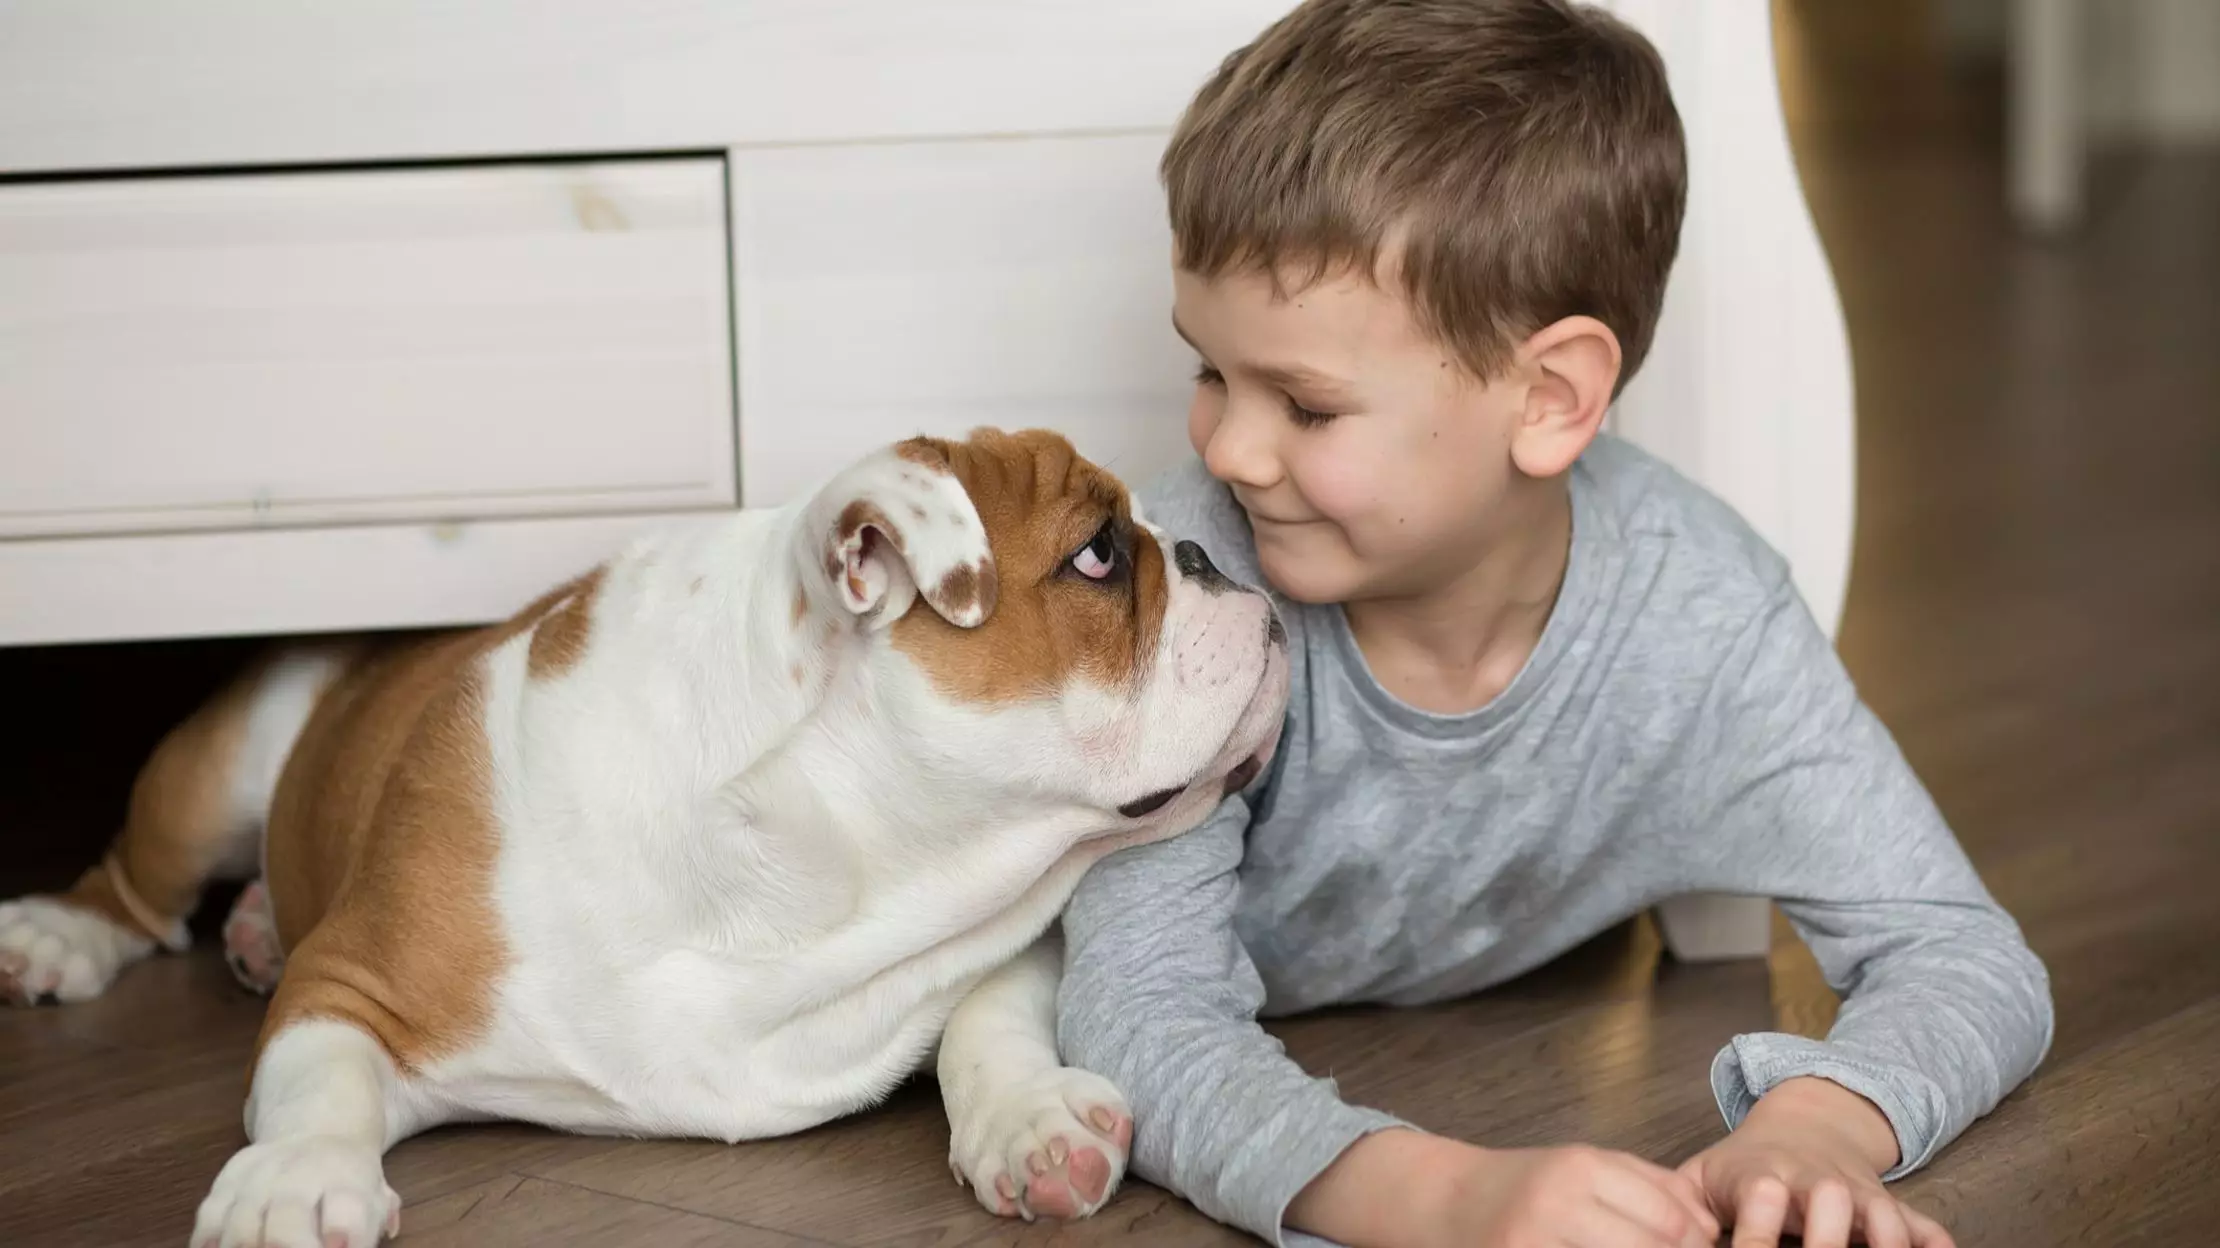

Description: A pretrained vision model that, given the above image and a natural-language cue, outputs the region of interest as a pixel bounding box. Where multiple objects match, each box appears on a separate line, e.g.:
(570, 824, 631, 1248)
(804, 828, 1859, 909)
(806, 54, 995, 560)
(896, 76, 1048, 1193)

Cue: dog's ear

(800, 437, 998, 630)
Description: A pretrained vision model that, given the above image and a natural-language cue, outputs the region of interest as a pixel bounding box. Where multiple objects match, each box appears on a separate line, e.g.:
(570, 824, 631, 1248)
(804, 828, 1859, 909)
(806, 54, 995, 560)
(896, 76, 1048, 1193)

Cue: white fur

(193, 1020, 404, 1248)
(420, 453, 1286, 1147)
(939, 933, 1132, 1218)
(230, 647, 355, 883)
(27, 440, 1287, 1243)
(0, 896, 153, 1003)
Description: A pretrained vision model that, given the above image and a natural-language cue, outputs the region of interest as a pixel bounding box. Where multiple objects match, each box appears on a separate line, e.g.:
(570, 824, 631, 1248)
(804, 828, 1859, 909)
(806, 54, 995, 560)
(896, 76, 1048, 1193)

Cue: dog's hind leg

(0, 647, 350, 1005)
(939, 932, 1135, 1221)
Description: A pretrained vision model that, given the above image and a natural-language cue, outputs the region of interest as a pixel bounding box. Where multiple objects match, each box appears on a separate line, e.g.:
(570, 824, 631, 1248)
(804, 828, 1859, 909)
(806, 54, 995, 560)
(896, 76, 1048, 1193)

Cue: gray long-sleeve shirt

(1058, 435, 2053, 1247)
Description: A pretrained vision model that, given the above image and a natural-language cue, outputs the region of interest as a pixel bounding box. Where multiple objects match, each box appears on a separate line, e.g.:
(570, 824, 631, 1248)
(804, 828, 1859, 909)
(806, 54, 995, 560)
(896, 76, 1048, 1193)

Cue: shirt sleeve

(1057, 796, 1407, 1246)
(1686, 585, 2055, 1177)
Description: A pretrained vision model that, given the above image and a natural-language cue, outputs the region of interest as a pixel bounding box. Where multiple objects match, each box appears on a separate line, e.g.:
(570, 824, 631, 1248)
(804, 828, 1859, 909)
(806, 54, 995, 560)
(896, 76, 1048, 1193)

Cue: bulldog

(0, 428, 1288, 1248)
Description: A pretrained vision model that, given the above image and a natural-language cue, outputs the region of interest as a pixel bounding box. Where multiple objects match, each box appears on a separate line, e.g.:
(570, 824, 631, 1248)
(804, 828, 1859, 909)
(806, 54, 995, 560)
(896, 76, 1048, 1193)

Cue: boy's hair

(1164, 0, 1687, 388)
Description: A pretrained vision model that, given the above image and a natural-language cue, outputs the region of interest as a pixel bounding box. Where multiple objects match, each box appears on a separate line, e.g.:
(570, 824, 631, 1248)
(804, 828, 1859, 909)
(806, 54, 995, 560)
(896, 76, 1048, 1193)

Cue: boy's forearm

(1057, 809, 1408, 1241)
(1287, 1129, 1458, 1248)
(1714, 900, 2053, 1178)
(1057, 937, 1408, 1239)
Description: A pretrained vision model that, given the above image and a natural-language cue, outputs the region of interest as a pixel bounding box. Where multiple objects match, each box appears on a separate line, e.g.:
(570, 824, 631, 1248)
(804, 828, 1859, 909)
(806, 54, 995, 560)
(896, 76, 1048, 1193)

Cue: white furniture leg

(2009, 0, 2084, 234)
(1603, 1, 1856, 963)
(1654, 894, 1776, 963)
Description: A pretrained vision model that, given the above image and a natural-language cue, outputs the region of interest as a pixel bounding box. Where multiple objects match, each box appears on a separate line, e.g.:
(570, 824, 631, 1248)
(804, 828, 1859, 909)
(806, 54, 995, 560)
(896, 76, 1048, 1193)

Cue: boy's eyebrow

(1171, 315, 1353, 392)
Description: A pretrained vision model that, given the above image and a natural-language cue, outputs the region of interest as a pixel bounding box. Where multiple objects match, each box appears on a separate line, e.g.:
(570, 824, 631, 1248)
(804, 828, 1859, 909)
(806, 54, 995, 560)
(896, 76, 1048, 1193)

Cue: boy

(1057, 2, 2053, 1247)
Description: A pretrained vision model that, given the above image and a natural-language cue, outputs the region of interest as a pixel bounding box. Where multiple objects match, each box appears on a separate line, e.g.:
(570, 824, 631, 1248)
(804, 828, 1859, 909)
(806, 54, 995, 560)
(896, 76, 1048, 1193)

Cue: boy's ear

(1510, 315, 1622, 479)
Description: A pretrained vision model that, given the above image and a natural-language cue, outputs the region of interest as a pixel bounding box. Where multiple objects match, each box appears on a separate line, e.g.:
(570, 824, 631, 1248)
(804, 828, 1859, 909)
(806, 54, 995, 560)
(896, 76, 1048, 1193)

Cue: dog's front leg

(192, 1019, 404, 1248)
(938, 931, 1134, 1221)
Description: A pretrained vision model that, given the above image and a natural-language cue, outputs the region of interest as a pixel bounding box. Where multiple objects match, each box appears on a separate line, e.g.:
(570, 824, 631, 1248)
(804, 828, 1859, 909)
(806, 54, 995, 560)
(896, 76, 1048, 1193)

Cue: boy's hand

(1679, 1078, 1954, 1248)
(1292, 1129, 1719, 1248)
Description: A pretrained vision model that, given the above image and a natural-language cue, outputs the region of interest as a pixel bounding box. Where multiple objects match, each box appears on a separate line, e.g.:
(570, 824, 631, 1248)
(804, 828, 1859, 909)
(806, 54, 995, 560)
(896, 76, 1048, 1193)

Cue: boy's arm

(1056, 795, 1408, 1247)
(1688, 584, 2055, 1178)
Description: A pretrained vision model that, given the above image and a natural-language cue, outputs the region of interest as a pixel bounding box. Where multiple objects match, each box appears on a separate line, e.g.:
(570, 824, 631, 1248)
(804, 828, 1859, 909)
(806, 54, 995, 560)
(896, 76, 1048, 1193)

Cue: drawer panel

(0, 158, 735, 537)
(728, 134, 1194, 507)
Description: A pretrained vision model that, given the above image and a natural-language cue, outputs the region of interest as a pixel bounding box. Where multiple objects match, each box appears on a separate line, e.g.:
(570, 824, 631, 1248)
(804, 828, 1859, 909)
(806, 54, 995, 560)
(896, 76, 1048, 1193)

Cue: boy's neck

(1343, 478, 1573, 716)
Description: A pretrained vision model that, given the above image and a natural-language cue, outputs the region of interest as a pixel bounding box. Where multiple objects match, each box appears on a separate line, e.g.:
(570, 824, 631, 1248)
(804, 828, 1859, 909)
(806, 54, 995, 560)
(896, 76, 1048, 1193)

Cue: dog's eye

(1071, 526, 1117, 581)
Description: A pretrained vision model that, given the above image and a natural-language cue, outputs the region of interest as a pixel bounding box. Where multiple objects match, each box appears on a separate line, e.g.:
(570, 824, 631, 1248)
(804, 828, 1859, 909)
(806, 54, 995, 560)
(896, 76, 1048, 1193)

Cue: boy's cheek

(1292, 447, 1386, 531)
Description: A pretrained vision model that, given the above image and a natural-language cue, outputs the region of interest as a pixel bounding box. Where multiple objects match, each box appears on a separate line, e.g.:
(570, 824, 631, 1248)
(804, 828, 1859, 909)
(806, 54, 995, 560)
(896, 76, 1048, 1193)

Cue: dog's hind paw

(0, 895, 151, 1005)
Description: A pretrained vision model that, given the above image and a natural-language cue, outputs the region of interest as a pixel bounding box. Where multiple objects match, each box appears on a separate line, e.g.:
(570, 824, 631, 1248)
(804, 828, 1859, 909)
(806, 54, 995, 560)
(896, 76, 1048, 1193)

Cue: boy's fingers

(1801, 1180, 1855, 1248)
(1904, 1205, 1957, 1248)
(1861, 1194, 1912, 1248)
(1567, 1199, 1681, 1248)
(1730, 1176, 1790, 1247)
(1623, 1155, 1720, 1239)
(1593, 1159, 1714, 1247)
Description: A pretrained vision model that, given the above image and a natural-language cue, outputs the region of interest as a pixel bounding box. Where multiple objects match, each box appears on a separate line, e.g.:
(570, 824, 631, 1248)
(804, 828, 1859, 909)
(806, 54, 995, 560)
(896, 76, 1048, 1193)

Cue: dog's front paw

(950, 1066, 1133, 1221)
(0, 896, 151, 1005)
(192, 1136, 399, 1248)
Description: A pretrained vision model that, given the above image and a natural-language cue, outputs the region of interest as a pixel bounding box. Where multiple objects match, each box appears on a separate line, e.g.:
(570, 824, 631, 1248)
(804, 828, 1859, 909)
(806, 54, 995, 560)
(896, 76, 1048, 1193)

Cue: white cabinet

(0, 1, 1292, 648)
(729, 135, 1191, 507)
(0, 160, 736, 539)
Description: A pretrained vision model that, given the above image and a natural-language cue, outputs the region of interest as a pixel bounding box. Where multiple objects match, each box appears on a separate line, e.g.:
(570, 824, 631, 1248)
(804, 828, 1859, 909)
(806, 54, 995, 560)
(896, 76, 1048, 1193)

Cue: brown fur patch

(526, 566, 607, 680)
(896, 439, 953, 473)
(252, 575, 596, 1071)
(891, 429, 1166, 704)
(932, 561, 997, 625)
(791, 586, 808, 627)
(59, 654, 287, 938)
(838, 500, 903, 552)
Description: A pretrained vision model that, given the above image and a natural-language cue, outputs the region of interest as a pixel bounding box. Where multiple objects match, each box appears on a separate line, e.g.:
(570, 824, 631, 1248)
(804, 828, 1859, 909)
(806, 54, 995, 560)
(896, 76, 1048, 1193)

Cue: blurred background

(1, 1, 2215, 1244)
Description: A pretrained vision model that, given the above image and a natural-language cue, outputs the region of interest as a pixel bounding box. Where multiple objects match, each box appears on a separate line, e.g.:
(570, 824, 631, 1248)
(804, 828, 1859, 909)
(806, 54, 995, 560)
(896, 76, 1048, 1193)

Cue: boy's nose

(1201, 404, 1282, 491)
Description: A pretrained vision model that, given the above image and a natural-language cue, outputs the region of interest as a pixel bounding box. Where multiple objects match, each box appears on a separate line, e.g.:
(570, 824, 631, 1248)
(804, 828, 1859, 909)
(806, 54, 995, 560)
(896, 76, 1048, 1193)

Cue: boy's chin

(1253, 541, 1366, 606)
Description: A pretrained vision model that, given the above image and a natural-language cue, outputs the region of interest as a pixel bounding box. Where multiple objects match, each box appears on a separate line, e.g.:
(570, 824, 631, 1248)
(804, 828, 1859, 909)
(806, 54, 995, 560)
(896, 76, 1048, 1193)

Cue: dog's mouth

(1113, 745, 1266, 821)
(1220, 750, 1265, 796)
(1118, 637, 1288, 820)
(1116, 785, 1184, 819)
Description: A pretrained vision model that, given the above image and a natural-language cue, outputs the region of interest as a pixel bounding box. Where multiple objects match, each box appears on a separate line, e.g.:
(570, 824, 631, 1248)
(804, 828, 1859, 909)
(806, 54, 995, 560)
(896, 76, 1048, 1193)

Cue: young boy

(1056, 2, 2054, 1247)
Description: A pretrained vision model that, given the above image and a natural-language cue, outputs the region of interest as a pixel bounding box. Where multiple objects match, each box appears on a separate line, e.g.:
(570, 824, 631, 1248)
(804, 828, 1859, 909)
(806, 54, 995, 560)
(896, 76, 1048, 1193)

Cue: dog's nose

(1175, 540, 1236, 593)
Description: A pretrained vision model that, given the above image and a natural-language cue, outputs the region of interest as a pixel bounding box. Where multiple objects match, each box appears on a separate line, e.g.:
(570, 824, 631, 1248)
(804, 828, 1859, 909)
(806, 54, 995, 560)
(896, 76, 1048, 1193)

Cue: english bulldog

(0, 428, 1288, 1248)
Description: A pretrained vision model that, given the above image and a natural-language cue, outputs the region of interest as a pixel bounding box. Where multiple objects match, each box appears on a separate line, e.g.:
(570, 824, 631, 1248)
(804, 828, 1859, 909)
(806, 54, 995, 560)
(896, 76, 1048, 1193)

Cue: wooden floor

(5, 6, 2218, 1247)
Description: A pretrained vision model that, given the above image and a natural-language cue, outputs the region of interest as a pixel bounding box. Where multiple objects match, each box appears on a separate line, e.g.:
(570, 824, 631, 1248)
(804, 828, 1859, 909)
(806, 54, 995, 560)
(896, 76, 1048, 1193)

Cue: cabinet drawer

(0, 158, 735, 538)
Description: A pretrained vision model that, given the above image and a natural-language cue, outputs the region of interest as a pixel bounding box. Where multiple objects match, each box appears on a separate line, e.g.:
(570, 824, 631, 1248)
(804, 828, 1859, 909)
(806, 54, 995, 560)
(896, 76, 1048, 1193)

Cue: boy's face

(1173, 265, 1529, 605)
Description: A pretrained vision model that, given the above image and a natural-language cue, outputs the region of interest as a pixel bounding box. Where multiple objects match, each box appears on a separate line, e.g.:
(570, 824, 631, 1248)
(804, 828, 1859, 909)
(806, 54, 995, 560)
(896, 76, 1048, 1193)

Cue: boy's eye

(1193, 359, 1335, 427)
(1069, 524, 1118, 581)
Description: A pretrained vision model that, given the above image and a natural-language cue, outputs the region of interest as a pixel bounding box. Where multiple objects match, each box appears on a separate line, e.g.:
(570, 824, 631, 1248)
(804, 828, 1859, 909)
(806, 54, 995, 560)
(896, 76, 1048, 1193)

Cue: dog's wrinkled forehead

(890, 428, 1168, 704)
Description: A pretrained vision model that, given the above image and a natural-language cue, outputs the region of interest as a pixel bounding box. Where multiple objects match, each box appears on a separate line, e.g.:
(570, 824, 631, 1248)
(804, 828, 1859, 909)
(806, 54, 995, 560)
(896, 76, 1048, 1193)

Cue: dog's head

(799, 427, 1288, 847)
